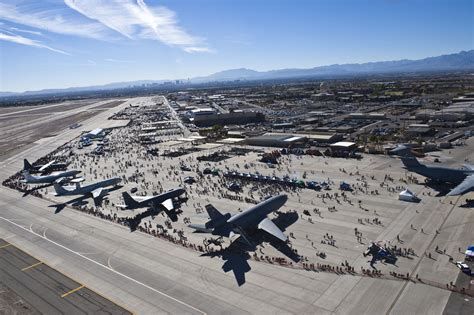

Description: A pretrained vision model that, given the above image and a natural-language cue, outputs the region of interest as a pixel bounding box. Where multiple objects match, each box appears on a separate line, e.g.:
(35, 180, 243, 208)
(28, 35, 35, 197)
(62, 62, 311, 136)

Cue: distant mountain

(193, 68, 261, 81)
(2, 50, 473, 98)
(8, 80, 164, 97)
(192, 50, 474, 82)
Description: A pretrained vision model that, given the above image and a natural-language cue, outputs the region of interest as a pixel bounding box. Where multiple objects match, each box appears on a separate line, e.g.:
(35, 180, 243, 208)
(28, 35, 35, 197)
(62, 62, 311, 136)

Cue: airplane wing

(91, 188, 104, 199)
(258, 218, 287, 242)
(161, 198, 174, 211)
(447, 175, 474, 196)
(39, 160, 55, 172)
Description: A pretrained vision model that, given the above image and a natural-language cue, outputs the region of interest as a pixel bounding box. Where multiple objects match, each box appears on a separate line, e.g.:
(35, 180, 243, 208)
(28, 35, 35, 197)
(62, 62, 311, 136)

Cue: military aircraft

(53, 177, 122, 202)
(21, 169, 81, 184)
(117, 188, 185, 221)
(392, 145, 474, 196)
(24, 159, 68, 174)
(189, 194, 289, 246)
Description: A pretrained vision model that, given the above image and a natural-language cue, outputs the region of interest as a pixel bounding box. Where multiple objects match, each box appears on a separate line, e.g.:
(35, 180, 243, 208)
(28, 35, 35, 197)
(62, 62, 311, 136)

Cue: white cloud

(105, 58, 133, 63)
(183, 47, 214, 53)
(64, 0, 211, 52)
(0, 32, 70, 55)
(10, 27, 43, 36)
(0, 2, 110, 40)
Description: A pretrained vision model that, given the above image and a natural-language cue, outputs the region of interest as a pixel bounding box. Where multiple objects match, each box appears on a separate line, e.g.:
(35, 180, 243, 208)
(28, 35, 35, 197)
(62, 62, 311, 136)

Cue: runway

(0, 239, 130, 314)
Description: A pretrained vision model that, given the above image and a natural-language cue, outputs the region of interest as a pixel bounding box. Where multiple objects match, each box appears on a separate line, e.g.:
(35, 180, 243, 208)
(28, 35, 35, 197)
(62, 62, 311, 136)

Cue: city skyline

(0, 0, 472, 92)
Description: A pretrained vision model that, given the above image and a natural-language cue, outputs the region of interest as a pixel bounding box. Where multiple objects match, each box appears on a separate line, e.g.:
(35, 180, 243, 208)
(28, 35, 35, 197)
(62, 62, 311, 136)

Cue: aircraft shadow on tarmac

(22, 183, 53, 197)
(420, 179, 454, 197)
(460, 199, 474, 208)
(200, 211, 300, 286)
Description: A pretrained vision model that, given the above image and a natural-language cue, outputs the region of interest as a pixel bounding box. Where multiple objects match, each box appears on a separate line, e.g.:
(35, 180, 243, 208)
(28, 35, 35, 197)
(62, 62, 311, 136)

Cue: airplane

(53, 177, 122, 202)
(189, 194, 289, 246)
(391, 145, 474, 196)
(24, 159, 68, 173)
(21, 169, 81, 184)
(117, 188, 186, 221)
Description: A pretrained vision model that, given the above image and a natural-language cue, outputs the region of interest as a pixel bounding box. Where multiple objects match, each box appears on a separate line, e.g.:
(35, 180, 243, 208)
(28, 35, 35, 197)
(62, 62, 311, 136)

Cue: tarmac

(0, 95, 473, 314)
(0, 239, 130, 314)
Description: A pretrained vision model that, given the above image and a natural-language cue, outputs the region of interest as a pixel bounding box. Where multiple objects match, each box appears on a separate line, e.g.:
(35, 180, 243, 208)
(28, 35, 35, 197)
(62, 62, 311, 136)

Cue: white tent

(466, 246, 474, 258)
(399, 189, 418, 202)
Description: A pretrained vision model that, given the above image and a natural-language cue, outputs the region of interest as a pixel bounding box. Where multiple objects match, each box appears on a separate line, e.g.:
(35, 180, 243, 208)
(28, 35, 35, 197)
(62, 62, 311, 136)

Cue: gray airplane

(24, 159, 68, 174)
(117, 188, 186, 221)
(392, 145, 474, 196)
(189, 194, 289, 246)
(53, 177, 122, 201)
(22, 169, 81, 184)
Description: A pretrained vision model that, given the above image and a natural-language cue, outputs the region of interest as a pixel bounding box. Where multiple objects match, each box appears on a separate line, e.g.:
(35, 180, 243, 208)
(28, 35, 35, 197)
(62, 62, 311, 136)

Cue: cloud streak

(64, 0, 210, 52)
(0, 32, 70, 55)
(0, 2, 111, 40)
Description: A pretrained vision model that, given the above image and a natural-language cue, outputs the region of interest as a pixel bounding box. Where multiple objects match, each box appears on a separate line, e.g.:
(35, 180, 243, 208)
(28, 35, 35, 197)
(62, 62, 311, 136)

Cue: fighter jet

(189, 194, 289, 246)
(21, 169, 81, 184)
(392, 145, 474, 196)
(53, 177, 122, 202)
(24, 159, 68, 174)
(117, 188, 185, 221)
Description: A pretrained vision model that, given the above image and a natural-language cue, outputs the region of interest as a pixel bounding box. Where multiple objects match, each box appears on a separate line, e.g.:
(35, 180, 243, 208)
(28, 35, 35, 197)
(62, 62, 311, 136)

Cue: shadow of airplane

(420, 180, 455, 197)
(22, 183, 53, 197)
(460, 199, 474, 208)
(200, 211, 300, 286)
(48, 195, 91, 214)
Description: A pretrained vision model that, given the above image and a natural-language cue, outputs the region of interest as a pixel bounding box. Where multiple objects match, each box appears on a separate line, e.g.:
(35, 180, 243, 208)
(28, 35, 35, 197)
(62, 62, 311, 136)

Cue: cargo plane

(189, 194, 289, 246)
(392, 145, 474, 196)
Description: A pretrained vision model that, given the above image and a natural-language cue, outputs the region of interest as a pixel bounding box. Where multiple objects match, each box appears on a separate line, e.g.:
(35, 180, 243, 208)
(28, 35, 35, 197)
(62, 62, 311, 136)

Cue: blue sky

(0, 0, 472, 92)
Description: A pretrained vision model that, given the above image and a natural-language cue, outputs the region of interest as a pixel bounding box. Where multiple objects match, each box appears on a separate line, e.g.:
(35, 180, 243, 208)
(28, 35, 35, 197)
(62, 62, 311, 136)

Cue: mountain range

(2, 50, 473, 97)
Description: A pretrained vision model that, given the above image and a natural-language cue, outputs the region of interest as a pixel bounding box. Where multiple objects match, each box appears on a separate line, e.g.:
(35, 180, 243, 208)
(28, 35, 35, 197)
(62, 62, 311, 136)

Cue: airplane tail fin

(53, 183, 68, 195)
(122, 192, 140, 208)
(205, 204, 224, 220)
(22, 170, 36, 182)
(401, 157, 422, 168)
(23, 159, 33, 171)
(204, 204, 231, 229)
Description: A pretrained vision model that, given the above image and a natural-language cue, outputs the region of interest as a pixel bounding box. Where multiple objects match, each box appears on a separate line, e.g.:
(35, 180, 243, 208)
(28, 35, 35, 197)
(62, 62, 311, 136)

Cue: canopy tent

(466, 245, 474, 257)
(399, 189, 418, 202)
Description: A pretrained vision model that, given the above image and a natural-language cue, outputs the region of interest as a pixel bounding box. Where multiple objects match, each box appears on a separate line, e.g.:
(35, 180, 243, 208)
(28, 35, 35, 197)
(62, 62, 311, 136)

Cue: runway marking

(21, 261, 43, 271)
(61, 285, 85, 298)
(0, 243, 12, 249)
(0, 216, 206, 315)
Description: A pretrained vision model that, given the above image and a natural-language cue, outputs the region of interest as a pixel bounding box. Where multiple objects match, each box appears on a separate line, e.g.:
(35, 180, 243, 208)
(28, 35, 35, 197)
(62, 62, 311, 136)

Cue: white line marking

(0, 216, 206, 314)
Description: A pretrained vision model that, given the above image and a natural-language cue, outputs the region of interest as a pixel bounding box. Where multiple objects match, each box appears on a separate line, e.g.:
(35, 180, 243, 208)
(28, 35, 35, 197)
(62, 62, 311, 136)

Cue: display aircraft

(118, 188, 185, 221)
(24, 159, 68, 173)
(22, 169, 81, 184)
(391, 145, 474, 196)
(53, 177, 122, 202)
(189, 194, 289, 246)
